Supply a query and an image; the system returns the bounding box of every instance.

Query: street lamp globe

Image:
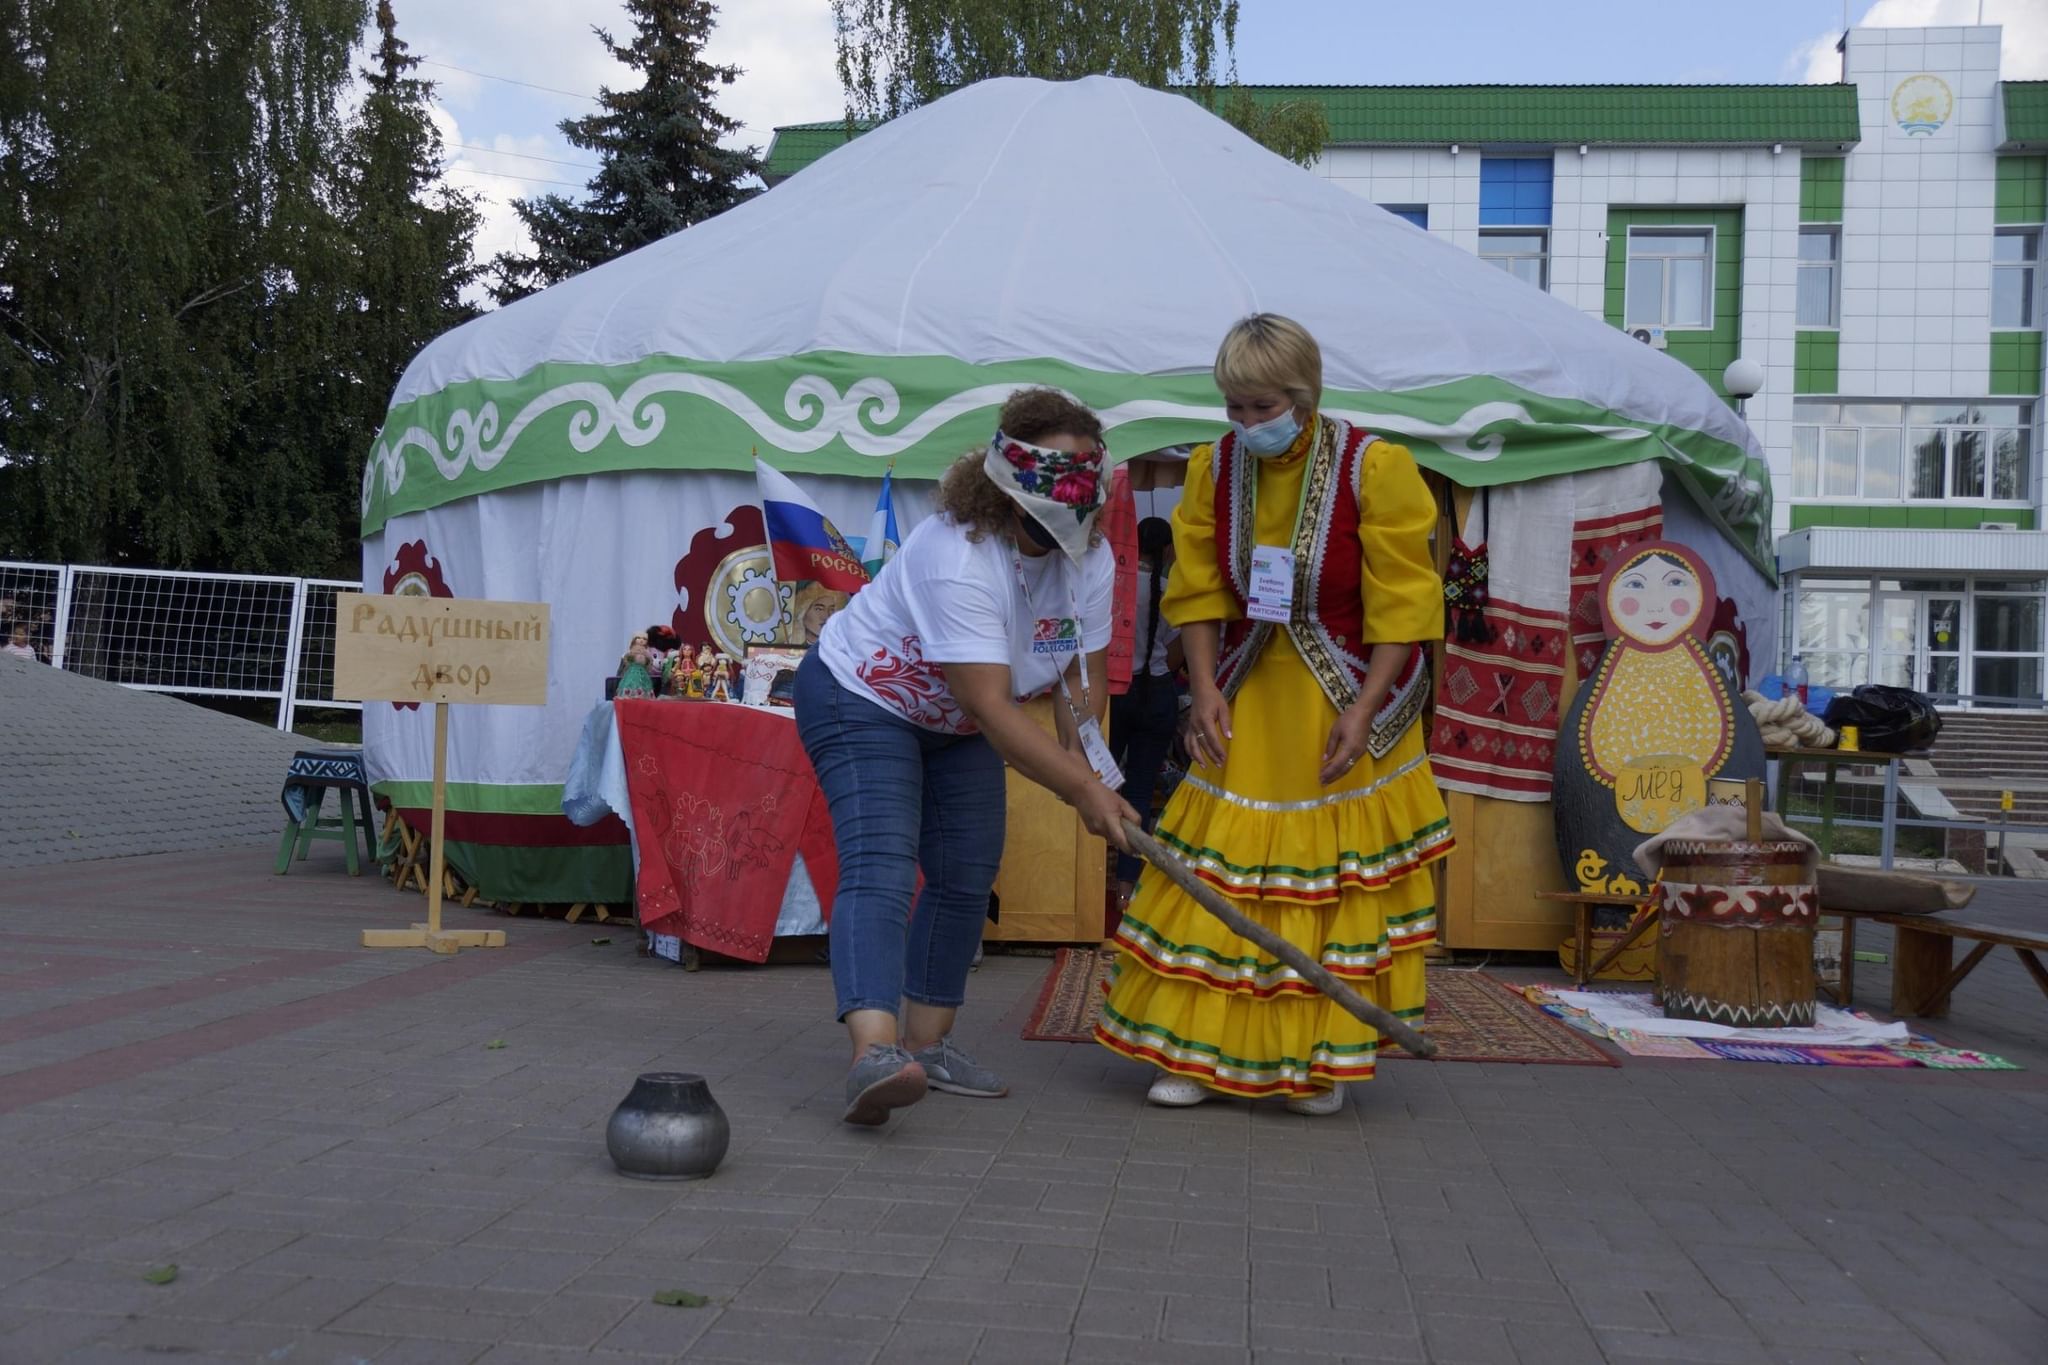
[1723,358,1764,400]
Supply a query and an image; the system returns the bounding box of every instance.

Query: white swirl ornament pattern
[361,372,1706,516]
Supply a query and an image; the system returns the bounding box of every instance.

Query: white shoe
[1146,1074,1212,1107]
[1284,1085,1345,1116]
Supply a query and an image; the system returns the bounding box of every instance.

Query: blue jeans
[794,651,1006,1020]
[1110,675,1181,884]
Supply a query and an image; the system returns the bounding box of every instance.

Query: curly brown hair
[936,388,1108,544]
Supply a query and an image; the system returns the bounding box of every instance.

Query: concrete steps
[1910,714,2048,872]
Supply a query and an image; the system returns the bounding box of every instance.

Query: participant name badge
[1248,545,1296,623]
[1078,715,1125,790]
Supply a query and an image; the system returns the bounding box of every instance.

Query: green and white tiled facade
[764,24,2048,705]
[1309,27,2047,707]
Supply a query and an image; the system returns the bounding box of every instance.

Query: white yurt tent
[361,74,1773,923]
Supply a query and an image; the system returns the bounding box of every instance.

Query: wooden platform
[1831,900,2048,1018]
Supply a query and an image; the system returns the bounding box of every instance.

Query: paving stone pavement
[0,846,2043,1365]
[0,658,314,868]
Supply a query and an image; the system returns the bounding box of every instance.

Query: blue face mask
[1233,409,1302,457]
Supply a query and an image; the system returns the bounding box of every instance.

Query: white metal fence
[1,560,362,730]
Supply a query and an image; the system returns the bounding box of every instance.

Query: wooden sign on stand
[334,593,551,954]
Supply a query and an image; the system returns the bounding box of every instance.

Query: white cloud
[1792,0,2048,81]
[390,0,838,142]
[376,0,841,292]
[701,0,844,146]
[432,104,565,278]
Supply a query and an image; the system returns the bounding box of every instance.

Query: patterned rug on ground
[1524,986,2020,1070]
[1022,949,1618,1066]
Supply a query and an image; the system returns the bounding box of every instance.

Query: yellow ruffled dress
[1093,426,1454,1098]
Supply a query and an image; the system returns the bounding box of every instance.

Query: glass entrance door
[1924,595,1962,701]
[1874,591,1963,700]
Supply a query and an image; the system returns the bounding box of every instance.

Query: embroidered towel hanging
[1428,479,1572,801]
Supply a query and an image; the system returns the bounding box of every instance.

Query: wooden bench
[1830,905,2048,1018]
[1536,890,1657,987]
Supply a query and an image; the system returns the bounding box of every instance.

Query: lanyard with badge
[1011,549,1124,790]
[1243,434,1315,625]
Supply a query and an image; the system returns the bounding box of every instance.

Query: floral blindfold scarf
[985,429,1107,566]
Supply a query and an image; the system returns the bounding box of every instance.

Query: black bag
[1821,685,1943,754]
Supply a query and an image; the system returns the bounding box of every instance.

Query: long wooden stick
[1119,821,1438,1059]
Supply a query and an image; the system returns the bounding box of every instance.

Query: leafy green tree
[0,0,370,570]
[0,0,479,575]
[829,0,1328,167]
[489,0,760,306]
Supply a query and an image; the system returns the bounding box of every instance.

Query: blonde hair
[1213,313,1322,414]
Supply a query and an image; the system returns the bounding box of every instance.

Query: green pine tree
[489,0,761,306]
[327,0,481,565]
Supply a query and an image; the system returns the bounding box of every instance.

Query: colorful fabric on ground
[613,699,839,963]
[1888,1042,2021,1071]
[755,458,871,594]
[1524,986,2020,1071]
[1093,438,1452,1099]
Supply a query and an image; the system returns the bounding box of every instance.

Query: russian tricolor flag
[755,458,871,595]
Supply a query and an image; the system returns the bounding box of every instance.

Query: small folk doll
[616,633,656,700]
[708,653,735,703]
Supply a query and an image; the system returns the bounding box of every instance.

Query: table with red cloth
[612,699,840,963]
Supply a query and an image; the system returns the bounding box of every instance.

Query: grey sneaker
[843,1044,927,1126]
[911,1036,1009,1098]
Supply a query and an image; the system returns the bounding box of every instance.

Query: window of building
[1993,228,2038,329]
[1478,158,1552,227]
[1796,227,1840,328]
[1974,581,2047,706]
[1379,204,1428,230]
[1789,401,2032,503]
[1792,575,2046,707]
[1795,580,1871,691]
[1479,230,1548,290]
[1625,229,1713,329]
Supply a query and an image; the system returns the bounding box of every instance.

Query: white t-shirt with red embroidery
[818,513,1115,734]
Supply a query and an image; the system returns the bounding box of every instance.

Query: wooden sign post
[334,593,550,954]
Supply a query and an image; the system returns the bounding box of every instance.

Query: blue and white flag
[860,468,900,579]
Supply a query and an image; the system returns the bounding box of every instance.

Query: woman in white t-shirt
[797,388,1139,1127]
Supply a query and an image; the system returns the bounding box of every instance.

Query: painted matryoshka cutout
[1551,540,1764,925]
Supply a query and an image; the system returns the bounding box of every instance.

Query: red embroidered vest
[1211,416,1428,758]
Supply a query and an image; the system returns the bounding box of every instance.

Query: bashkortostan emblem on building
[1891,74,1952,137]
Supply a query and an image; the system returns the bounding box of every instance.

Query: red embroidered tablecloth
[613,700,839,963]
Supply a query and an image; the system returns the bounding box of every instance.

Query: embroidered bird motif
[723,809,785,880]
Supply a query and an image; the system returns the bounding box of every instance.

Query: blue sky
[387,0,2045,276]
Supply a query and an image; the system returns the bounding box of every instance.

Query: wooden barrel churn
[1656,839,1819,1028]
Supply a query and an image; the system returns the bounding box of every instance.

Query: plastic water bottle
[1786,656,1809,707]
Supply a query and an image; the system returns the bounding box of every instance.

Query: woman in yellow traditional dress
[1093,314,1454,1114]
